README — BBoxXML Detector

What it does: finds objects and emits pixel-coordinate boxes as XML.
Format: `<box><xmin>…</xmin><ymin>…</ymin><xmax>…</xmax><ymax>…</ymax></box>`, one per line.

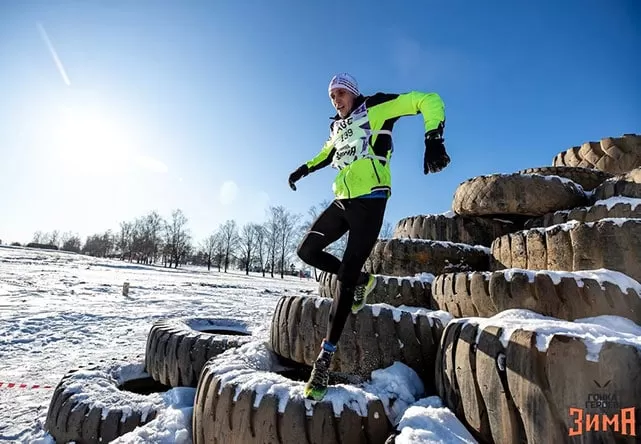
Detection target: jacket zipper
<box><xmin>370</xmin><ymin>159</ymin><xmax>381</xmax><ymax>184</ymax></box>
<box><xmin>343</xmin><ymin>174</ymin><xmax>350</xmax><ymax>198</ymax></box>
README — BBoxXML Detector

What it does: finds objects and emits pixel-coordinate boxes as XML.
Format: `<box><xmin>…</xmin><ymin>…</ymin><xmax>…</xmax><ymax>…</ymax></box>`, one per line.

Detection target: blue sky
<box><xmin>1</xmin><ymin>1</ymin><xmax>639</xmax><ymax>245</ymax></box>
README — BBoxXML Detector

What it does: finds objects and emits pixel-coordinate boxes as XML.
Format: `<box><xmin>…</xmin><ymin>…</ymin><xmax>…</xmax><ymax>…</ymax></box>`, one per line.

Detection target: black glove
<box><xmin>423</xmin><ymin>125</ymin><xmax>450</xmax><ymax>174</ymax></box>
<box><xmin>288</xmin><ymin>164</ymin><xmax>309</xmax><ymax>190</ymax></box>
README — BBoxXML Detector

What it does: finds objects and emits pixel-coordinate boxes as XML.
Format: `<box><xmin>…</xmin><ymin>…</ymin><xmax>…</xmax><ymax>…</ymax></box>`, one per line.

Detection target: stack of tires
<box><xmin>320</xmin><ymin>133</ymin><xmax>641</xmax><ymax>443</ymax></box>
<box><xmin>191</xmin><ymin>295</ymin><xmax>453</xmax><ymax>443</ymax></box>
<box><xmin>44</xmin><ymin>318</ymin><xmax>257</xmax><ymax>444</ymax></box>
<box><xmin>43</xmin><ymin>134</ymin><xmax>641</xmax><ymax>444</ymax></box>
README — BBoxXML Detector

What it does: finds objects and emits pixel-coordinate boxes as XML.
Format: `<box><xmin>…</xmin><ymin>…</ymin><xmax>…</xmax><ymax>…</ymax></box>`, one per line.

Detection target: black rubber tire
<box><xmin>365</xmin><ymin>238</ymin><xmax>490</xmax><ymax>277</ymax></box>
<box><xmin>517</xmin><ymin>166</ymin><xmax>612</xmax><ymax>190</ymax></box>
<box><xmin>318</xmin><ymin>271</ymin><xmax>433</xmax><ymax>308</ymax></box>
<box><xmin>268</xmin><ymin>295</ymin><xmax>446</xmax><ymax>388</ymax></box>
<box><xmin>553</xmin><ymin>133</ymin><xmax>641</xmax><ymax>175</ymax></box>
<box><xmin>45</xmin><ymin>358</ymin><xmax>169</xmax><ymax>444</ymax></box>
<box><xmin>524</xmin><ymin>198</ymin><xmax>641</xmax><ymax>229</ymax></box>
<box><xmin>491</xmin><ymin>219</ymin><xmax>641</xmax><ymax>282</ymax></box>
<box><xmin>452</xmin><ymin>173</ymin><xmax>587</xmax><ymax>217</ymax></box>
<box><xmin>436</xmin><ymin>316</ymin><xmax>641</xmax><ymax>444</ymax></box>
<box><xmin>593</xmin><ymin>167</ymin><xmax>641</xmax><ymax>201</ymax></box>
<box><xmin>193</xmin><ymin>342</ymin><xmax>393</xmax><ymax>444</ymax></box>
<box><xmin>392</xmin><ymin>213</ymin><xmax>518</xmax><ymax>247</ymax></box>
<box><xmin>431</xmin><ymin>270</ymin><xmax>641</xmax><ymax>323</ymax></box>
<box><xmin>144</xmin><ymin>317</ymin><xmax>254</xmax><ymax>387</ymax></box>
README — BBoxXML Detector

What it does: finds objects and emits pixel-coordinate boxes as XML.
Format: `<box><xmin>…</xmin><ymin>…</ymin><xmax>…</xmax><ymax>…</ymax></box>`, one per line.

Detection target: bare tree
<box><xmin>117</xmin><ymin>221</ymin><xmax>134</xmax><ymax>261</ymax></box>
<box><xmin>212</xmin><ymin>231</ymin><xmax>225</xmax><ymax>272</ymax></box>
<box><xmin>131</xmin><ymin>218</ymin><xmax>146</xmax><ymax>263</ymax></box>
<box><xmin>143</xmin><ymin>211</ymin><xmax>164</xmax><ymax>264</ymax></box>
<box><xmin>32</xmin><ymin>231</ymin><xmax>43</xmax><ymax>244</ymax></box>
<box><xmin>265</xmin><ymin>208</ymin><xmax>280</xmax><ymax>278</ymax></box>
<box><xmin>82</xmin><ymin>230</ymin><xmax>114</xmax><ymax>257</ymax></box>
<box><xmin>238</xmin><ymin>223</ymin><xmax>259</xmax><ymax>275</ymax></box>
<box><xmin>48</xmin><ymin>230</ymin><xmax>61</xmax><ymax>248</ymax></box>
<box><xmin>219</xmin><ymin>220</ymin><xmax>239</xmax><ymax>273</ymax></box>
<box><xmin>35</xmin><ymin>230</ymin><xmax>61</xmax><ymax>248</ymax></box>
<box><xmin>202</xmin><ymin>233</ymin><xmax>217</xmax><ymax>271</ymax></box>
<box><xmin>60</xmin><ymin>231</ymin><xmax>74</xmax><ymax>249</ymax></box>
<box><xmin>61</xmin><ymin>233</ymin><xmax>82</xmax><ymax>253</ymax></box>
<box><xmin>271</xmin><ymin>205</ymin><xmax>301</xmax><ymax>279</ymax></box>
<box><xmin>164</xmin><ymin>209</ymin><xmax>191</xmax><ymax>268</ymax></box>
<box><xmin>253</xmin><ymin>224</ymin><xmax>268</xmax><ymax>277</ymax></box>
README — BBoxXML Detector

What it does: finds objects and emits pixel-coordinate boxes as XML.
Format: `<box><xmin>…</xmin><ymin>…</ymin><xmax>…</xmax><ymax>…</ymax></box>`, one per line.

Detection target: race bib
<box><xmin>330</xmin><ymin>104</ymin><xmax>372</xmax><ymax>169</ymax></box>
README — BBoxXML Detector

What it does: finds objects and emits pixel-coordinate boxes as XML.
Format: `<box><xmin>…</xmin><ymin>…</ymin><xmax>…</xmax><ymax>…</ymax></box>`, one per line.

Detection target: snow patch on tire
<box><xmin>185</xmin><ymin>317</ymin><xmax>252</xmax><ymax>335</ymax></box>
<box><xmin>502</xmin><ymin>268</ymin><xmax>641</xmax><ymax>293</ymax></box>
<box><xmin>460</xmin><ymin>309</ymin><xmax>641</xmax><ymax>361</ymax></box>
<box><xmin>193</xmin><ymin>341</ymin><xmax>428</xmax><ymax>444</ymax></box>
<box><xmin>111</xmin><ymin>387</ymin><xmax>196</xmax><ymax>444</ymax></box>
<box><xmin>491</xmin><ymin>218</ymin><xmax>641</xmax><ymax>282</ymax></box>
<box><xmin>385</xmin><ymin>396</ymin><xmax>477</xmax><ymax>444</ymax></box>
<box><xmin>45</xmin><ymin>360</ymin><xmax>168</xmax><ymax>444</ymax></box>
<box><xmin>209</xmin><ymin>341</ymin><xmax>424</xmax><ymax>421</ymax></box>
<box><xmin>525</xmin><ymin>196</ymin><xmax>641</xmax><ymax>228</ymax></box>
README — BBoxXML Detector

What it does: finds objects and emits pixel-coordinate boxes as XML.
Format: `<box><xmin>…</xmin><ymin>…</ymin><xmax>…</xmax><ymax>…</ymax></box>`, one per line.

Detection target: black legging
<box><xmin>297</xmin><ymin>197</ymin><xmax>387</xmax><ymax>346</ymax></box>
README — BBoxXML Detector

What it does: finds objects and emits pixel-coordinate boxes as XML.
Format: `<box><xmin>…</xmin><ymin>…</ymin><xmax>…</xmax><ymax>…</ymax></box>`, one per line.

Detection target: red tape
<box><xmin>0</xmin><ymin>381</ymin><xmax>52</xmax><ymax>389</ymax></box>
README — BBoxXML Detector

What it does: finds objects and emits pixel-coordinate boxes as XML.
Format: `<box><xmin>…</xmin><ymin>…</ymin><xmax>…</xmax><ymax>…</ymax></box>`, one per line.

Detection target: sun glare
<box><xmin>54</xmin><ymin>106</ymin><xmax>134</xmax><ymax>175</ymax></box>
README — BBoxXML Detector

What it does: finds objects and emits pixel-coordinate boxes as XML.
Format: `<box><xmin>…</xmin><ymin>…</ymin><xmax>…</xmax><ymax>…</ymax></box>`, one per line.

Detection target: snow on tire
<box><xmin>193</xmin><ymin>341</ymin><xmax>424</xmax><ymax>444</ymax></box>
<box><xmin>364</xmin><ymin>238</ymin><xmax>490</xmax><ymax>277</ymax></box>
<box><xmin>516</xmin><ymin>166</ymin><xmax>612</xmax><ymax>191</ymax></box>
<box><xmin>431</xmin><ymin>270</ymin><xmax>641</xmax><ymax>323</ymax></box>
<box><xmin>383</xmin><ymin>396</ymin><xmax>478</xmax><ymax>444</ymax></box>
<box><xmin>268</xmin><ymin>295</ymin><xmax>448</xmax><ymax>387</ymax></box>
<box><xmin>318</xmin><ymin>271</ymin><xmax>433</xmax><ymax>308</ymax></box>
<box><xmin>45</xmin><ymin>359</ymin><xmax>168</xmax><ymax>444</ymax></box>
<box><xmin>145</xmin><ymin>317</ymin><xmax>253</xmax><ymax>388</ymax></box>
<box><xmin>552</xmin><ymin>133</ymin><xmax>641</xmax><ymax>175</ymax></box>
<box><xmin>435</xmin><ymin>312</ymin><xmax>641</xmax><ymax>443</ymax></box>
<box><xmin>593</xmin><ymin>167</ymin><xmax>641</xmax><ymax>202</ymax></box>
<box><xmin>392</xmin><ymin>213</ymin><xmax>517</xmax><ymax>247</ymax></box>
<box><xmin>525</xmin><ymin>197</ymin><xmax>641</xmax><ymax>229</ymax></box>
<box><xmin>491</xmin><ymin>219</ymin><xmax>641</xmax><ymax>282</ymax></box>
<box><xmin>452</xmin><ymin>173</ymin><xmax>587</xmax><ymax>217</ymax></box>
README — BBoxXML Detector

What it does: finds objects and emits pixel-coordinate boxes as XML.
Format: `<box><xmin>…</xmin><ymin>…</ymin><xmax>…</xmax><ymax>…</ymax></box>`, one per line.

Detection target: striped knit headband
<box><xmin>328</xmin><ymin>73</ymin><xmax>360</xmax><ymax>97</ymax></box>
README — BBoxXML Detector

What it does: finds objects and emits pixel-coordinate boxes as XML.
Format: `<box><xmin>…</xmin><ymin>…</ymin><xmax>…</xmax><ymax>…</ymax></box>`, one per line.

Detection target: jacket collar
<box><xmin>330</xmin><ymin>94</ymin><xmax>366</xmax><ymax>120</ymax></box>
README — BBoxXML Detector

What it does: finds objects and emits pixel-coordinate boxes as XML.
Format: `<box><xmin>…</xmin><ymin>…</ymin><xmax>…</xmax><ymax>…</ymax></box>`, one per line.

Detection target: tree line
<box><xmin>4</xmin><ymin>200</ymin><xmax>393</xmax><ymax>278</ymax></box>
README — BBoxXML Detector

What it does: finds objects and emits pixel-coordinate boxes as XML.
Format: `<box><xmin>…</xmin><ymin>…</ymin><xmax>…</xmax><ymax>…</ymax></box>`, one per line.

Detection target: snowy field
<box><xmin>0</xmin><ymin>245</ymin><xmax>318</xmax><ymax>442</ymax></box>
<box><xmin>0</xmin><ymin>246</ymin><xmax>478</xmax><ymax>444</ymax></box>
<box><xmin>3</xmin><ymin>245</ymin><xmax>641</xmax><ymax>443</ymax></box>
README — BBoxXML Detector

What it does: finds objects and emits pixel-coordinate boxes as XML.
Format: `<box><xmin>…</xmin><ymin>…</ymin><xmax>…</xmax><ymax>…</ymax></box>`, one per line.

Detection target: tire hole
<box><xmin>274</xmin><ymin>355</ymin><xmax>367</xmax><ymax>386</ymax></box>
<box><xmin>200</xmin><ymin>328</ymin><xmax>252</xmax><ymax>336</ymax></box>
<box><xmin>118</xmin><ymin>377</ymin><xmax>172</xmax><ymax>395</ymax></box>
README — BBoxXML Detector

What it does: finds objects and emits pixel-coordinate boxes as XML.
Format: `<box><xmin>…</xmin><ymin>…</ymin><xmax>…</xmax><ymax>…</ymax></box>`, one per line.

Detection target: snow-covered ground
<box><xmin>0</xmin><ymin>246</ymin><xmax>475</xmax><ymax>443</ymax></box>
<box><xmin>0</xmin><ymin>246</ymin><xmax>316</xmax><ymax>442</ymax></box>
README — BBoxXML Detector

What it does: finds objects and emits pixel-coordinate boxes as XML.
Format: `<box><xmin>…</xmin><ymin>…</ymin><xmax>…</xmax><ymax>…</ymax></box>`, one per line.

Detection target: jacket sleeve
<box><xmin>305</xmin><ymin>126</ymin><xmax>336</xmax><ymax>172</ymax></box>
<box><xmin>369</xmin><ymin>91</ymin><xmax>445</xmax><ymax>133</ymax></box>
<box><xmin>305</xmin><ymin>140</ymin><xmax>335</xmax><ymax>173</ymax></box>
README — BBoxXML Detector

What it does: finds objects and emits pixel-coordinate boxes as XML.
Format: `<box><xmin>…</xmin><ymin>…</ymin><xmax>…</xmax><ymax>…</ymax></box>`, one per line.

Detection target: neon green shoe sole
<box><xmin>351</xmin><ymin>274</ymin><xmax>376</xmax><ymax>314</ymax></box>
<box><xmin>304</xmin><ymin>383</ymin><xmax>328</xmax><ymax>401</ymax></box>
